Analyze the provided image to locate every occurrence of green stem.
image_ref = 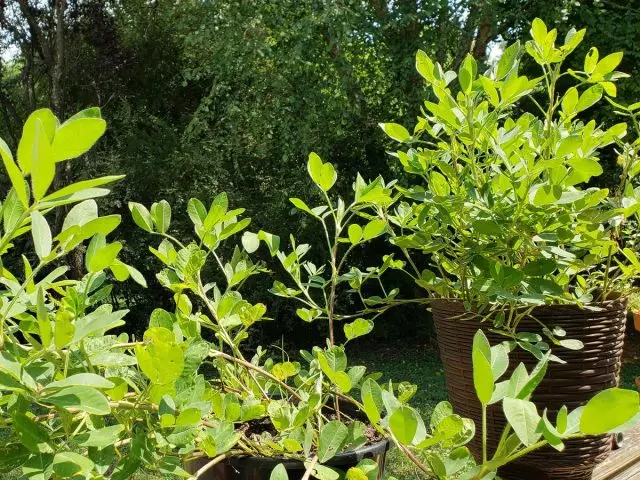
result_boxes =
[482,404,487,463]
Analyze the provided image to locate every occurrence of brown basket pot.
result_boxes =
[432,298,627,480]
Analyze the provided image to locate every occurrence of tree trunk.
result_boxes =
[53,0,66,117]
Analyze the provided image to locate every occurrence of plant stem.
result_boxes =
[208,349,302,401]
[188,454,228,480]
[482,404,487,463]
[301,456,318,480]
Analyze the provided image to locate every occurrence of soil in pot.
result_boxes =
[432,298,627,480]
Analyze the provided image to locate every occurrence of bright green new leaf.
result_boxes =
[344,319,373,341]
[584,47,599,73]
[379,123,411,143]
[363,218,386,240]
[36,288,52,348]
[389,406,418,445]
[416,50,435,82]
[576,84,603,112]
[88,242,122,273]
[129,202,154,232]
[472,349,494,405]
[580,388,639,435]
[151,200,171,234]
[52,116,106,162]
[31,118,55,200]
[348,224,362,244]
[0,137,28,207]
[17,109,57,174]
[593,52,623,76]
[307,152,337,191]
[31,211,52,260]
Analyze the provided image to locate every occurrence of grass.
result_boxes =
[5,342,639,479]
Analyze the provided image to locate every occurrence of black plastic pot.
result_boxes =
[185,438,390,480]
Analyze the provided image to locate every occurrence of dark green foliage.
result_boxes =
[2,0,640,342]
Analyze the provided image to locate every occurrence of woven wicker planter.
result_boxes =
[432,298,627,480]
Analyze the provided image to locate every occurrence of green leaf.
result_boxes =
[416,50,435,82]
[348,224,362,244]
[44,386,111,415]
[496,41,521,79]
[503,397,542,446]
[361,378,383,424]
[241,231,260,253]
[30,211,52,260]
[576,84,603,112]
[17,109,57,175]
[52,451,95,478]
[31,118,55,200]
[270,464,289,480]
[556,405,568,434]
[363,218,386,240]
[151,200,171,234]
[76,425,124,448]
[13,414,52,453]
[558,339,584,350]
[88,242,122,273]
[72,307,127,342]
[52,116,106,162]
[472,349,494,405]
[307,152,337,192]
[530,18,547,45]
[36,288,52,348]
[44,373,115,391]
[318,421,348,462]
[556,135,581,157]
[54,314,75,349]
[0,137,28,207]
[430,171,450,196]
[344,319,374,341]
[490,344,509,380]
[580,388,639,435]
[593,52,623,76]
[42,175,124,202]
[584,47,599,73]
[3,189,26,236]
[128,202,154,232]
[379,123,411,142]
[390,406,419,445]
[517,352,549,400]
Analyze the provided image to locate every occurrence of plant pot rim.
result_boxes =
[430,296,627,313]
[224,437,391,470]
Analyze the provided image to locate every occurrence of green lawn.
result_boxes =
[5,345,639,479]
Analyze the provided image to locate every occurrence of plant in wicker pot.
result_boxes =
[378,18,640,480]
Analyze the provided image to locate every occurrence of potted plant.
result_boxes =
[130,152,458,479]
[378,18,640,479]
[0,107,637,480]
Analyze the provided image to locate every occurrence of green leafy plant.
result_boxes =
[0,107,636,480]
[380,18,640,336]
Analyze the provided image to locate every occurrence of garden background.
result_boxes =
[1,0,639,358]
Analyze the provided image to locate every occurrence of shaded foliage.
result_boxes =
[0,0,638,344]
